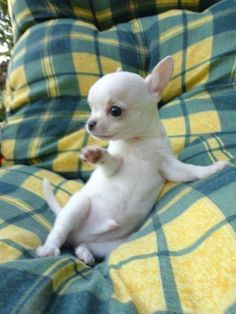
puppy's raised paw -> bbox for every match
[80,146,107,164]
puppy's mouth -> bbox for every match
[89,132,114,140]
[86,121,115,139]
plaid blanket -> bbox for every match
[0,0,236,313]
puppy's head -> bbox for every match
[86,56,173,140]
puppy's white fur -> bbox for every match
[36,56,229,265]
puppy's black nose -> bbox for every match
[87,120,97,131]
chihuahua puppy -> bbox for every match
[36,56,229,265]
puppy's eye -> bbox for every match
[109,106,122,117]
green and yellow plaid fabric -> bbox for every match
[0,0,236,313]
[0,159,235,312]
[9,0,221,41]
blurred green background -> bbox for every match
[0,0,12,120]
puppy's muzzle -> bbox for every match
[87,120,97,131]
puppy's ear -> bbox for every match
[145,56,173,98]
[116,67,122,72]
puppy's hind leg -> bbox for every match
[161,157,230,183]
[75,243,95,266]
[88,239,126,259]
[36,192,90,257]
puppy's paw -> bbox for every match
[199,160,231,179]
[199,160,230,179]
[213,160,231,171]
[80,146,107,164]
[75,244,95,266]
[36,245,60,258]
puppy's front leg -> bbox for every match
[36,193,90,257]
[161,157,230,183]
[81,146,122,176]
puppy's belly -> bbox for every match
[69,171,165,245]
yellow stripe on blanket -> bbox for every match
[162,196,236,313]
[111,257,166,313]
[206,136,233,162]
[0,195,51,231]
[73,7,94,20]
[42,56,59,98]
[171,225,236,314]
[52,260,79,291]
[23,169,84,208]
[1,139,16,161]
[109,232,158,265]
[52,152,80,174]
[189,110,221,134]
[159,186,192,213]
[100,56,121,74]
[162,196,226,251]
[162,50,183,102]
[0,242,22,263]
[110,234,166,313]
[77,75,98,97]
[21,176,45,199]
[186,37,213,90]
[73,53,121,96]
[73,52,98,71]
[6,65,30,108]
[57,130,86,153]
[57,266,92,295]
[73,53,98,97]
[5,86,30,112]
[162,116,186,137]
[0,225,40,263]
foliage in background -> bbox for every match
[0,0,13,59]
[0,0,12,119]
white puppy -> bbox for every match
[36,56,229,265]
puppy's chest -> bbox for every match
[88,148,164,213]
[96,148,162,189]
[120,144,164,178]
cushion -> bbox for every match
[10,0,221,41]
[2,0,236,180]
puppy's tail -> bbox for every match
[43,178,61,215]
